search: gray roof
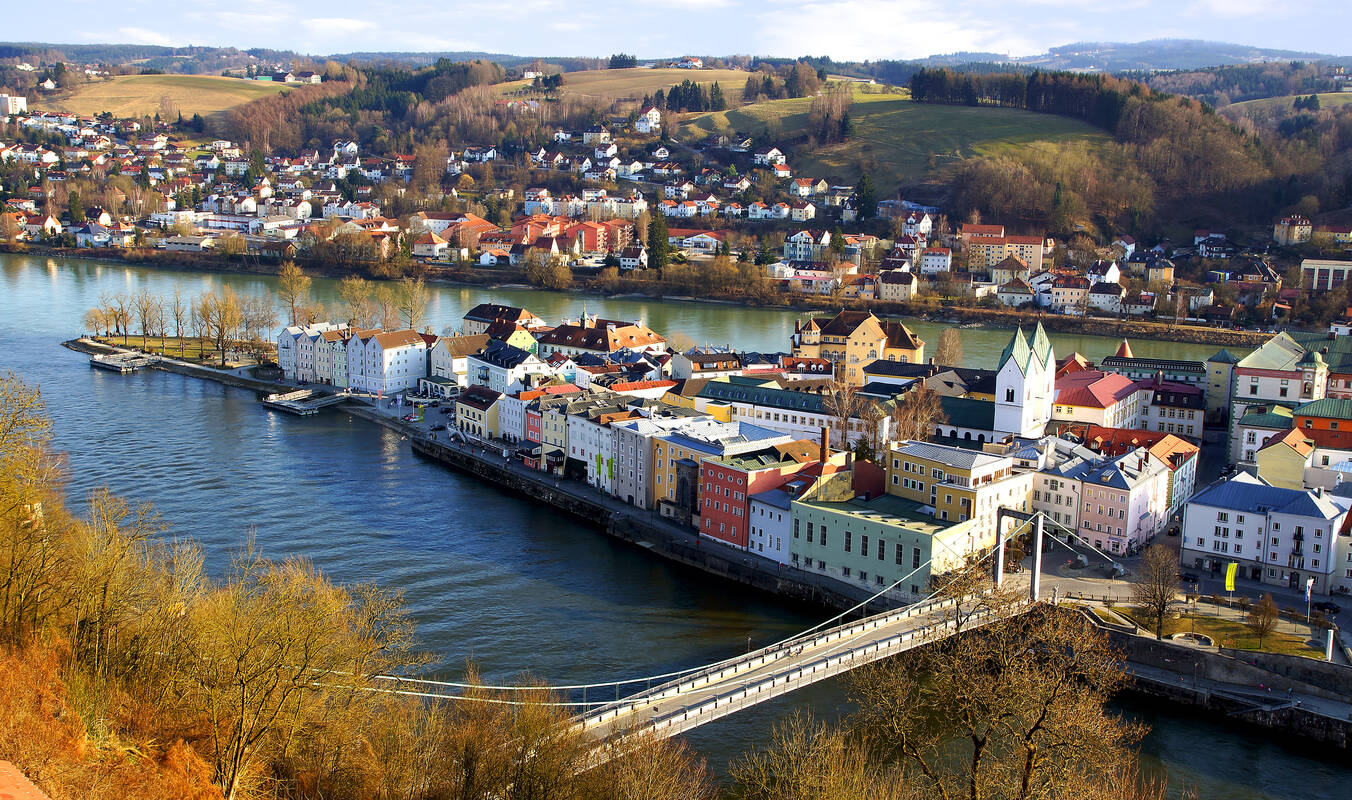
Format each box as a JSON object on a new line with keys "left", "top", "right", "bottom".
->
{"left": 1189, "top": 473, "right": 1343, "bottom": 519}
{"left": 891, "top": 440, "right": 1006, "bottom": 470}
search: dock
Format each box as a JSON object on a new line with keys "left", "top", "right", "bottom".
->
{"left": 89, "top": 352, "right": 157, "bottom": 373}
{"left": 261, "top": 389, "right": 351, "bottom": 416}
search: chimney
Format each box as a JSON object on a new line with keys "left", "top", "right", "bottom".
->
{"left": 819, "top": 426, "right": 829, "bottom": 463}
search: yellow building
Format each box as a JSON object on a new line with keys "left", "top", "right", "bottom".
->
{"left": 885, "top": 441, "right": 1034, "bottom": 534}
{"left": 791, "top": 310, "right": 925, "bottom": 385}
{"left": 1254, "top": 427, "right": 1314, "bottom": 491}
{"left": 455, "top": 385, "right": 501, "bottom": 438}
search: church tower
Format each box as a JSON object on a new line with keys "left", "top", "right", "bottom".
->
{"left": 994, "top": 323, "right": 1056, "bottom": 437}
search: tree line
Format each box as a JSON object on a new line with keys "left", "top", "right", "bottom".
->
{"left": 82, "top": 285, "right": 277, "bottom": 367}
{"left": 649, "top": 80, "right": 727, "bottom": 113}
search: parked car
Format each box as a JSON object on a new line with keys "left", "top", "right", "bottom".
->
{"left": 431, "top": 424, "right": 447, "bottom": 432}
{"left": 1178, "top": 572, "right": 1200, "bottom": 585}
{"left": 1313, "top": 601, "right": 1341, "bottom": 615}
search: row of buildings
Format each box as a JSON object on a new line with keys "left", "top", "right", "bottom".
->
{"left": 272, "top": 305, "right": 1208, "bottom": 599}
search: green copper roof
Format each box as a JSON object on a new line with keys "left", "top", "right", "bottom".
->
{"left": 998, "top": 323, "right": 1051, "bottom": 375}
{"left": 1030, "top": 322, "right": 1053, "bottom": 364}
{"left": 1208, "top": 348, "right": 1240, "bottom": 365}
{"left": 1238, "top": 404, "right": 1294, "bottom": 430}
{"left": 1295, "top": 397, "right": 1352, "bottom": 421}
{"left": 999, "top": 328, "right": 1031, "bottom": 373}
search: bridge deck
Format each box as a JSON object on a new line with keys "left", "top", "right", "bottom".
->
{"left": 580, "top": 594, "right": 1031, "bottom": 742}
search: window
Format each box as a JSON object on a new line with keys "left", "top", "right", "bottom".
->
{"left": 913, "top": 547, "right": 921, "bottom": 569}
{"left": 793, "top": 519, "right": 800, "bottom": 539}
{"left": 895, "top": 543, "right": 904, "bottom": 565}
{"left": 806, "top": 523, "right": 814, "bottom": 544}
{"left": 861, "top": 535, "right": 869, "bottom": 555}
{"left": 842, "top": 566, "right": 851, "bottom": 577}
{"left": 860, "top": 571, "right": 868, "bottom": 583}
{"left": 844, "top": 531, "right": 852, "bottom": 552}
{"left": 877, "top": 539, "right": 885, "bottom": 560}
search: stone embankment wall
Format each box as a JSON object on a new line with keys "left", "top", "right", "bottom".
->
{"left": 1090, "top": 615, "right": 1352, "bottom": 750}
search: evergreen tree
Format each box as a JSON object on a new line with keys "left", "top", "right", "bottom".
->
{"left": 67, "top": 191, "right": 83, "bottom": 224}
{"left": 855, "top": 173, "right": 877, "bottom": 219}
{"left": 709, "top": 81, "right": 726, "bottom": 111}
{"left": 648, "top": 212, "right": 671, "bottom": 275}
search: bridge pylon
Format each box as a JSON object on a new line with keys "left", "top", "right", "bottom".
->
{"left": 995, "top": 508, "right": 1046, "bottom": 603}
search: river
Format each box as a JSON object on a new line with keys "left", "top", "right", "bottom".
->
{"left": 0, "top": 251, "right": 1344, "bottom": 797}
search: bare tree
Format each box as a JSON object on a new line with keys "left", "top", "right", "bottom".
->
{"left": 277, "top": 260, "right": 311, "bottom": 326}
{"left": 168, "top": 285, "right": 188, "bottom": 356}
{"left": 131, "top": 290, "right": 162, "bottom": 352}
{"left": 823, "top": 381, "right": 865, "bottom": 450}
{"left": 373, "top": 283, "right": 399, "bottom": 331}
{"left": 397, "top": 276, "right": 430, "bottom": 331}
{"left": 850, "top": 606, "right": 1142, "bottom": 800}
{"left": 198, "top": 288, "right": 244, "bottom": 367}
{"left": 109, "top": 292, "right": 132, "bottom": 344}
{"left": 1131, "top": 543, "right": 1179, "bottom": 639}
{"left": 1247, "top": 593, "right": 1279, "bottom": 649}
{"left": 731, "top": 713, "right": 910, "bottom": 800}
{"left": 934, "top": 328, "right": 963, "bottom": 367}
{"left": 338, "top": 275, "right": 372, "bottom": 327}
{"left": 889, "top": 383, "right": 947, "bottom": 442}
{"left": 239, "top": 294, "right": 280, "bottom": 365}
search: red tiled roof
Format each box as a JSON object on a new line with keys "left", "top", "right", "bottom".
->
{"left": 1055, "top": 370, "right": 1139, "bottom": 409}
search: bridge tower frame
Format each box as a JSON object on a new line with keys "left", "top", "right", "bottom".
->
{"left": 994, "top": 508, "right": 1046, "bottom": 602}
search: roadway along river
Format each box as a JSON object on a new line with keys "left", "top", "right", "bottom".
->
{"left": 0, "top": 252, "right": 1345, "bottom": 797}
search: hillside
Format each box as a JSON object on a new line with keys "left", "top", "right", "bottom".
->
{"left": 42, "top": 74, "right": 288, "bottom": 118}
{"left": 498, "top": 67, "right": 749, "bottom": 102}
{"left": 1226, "top": 91, "right": 1352, "bottom": 114}
{"left": 678, "top": 90, "right": 1109, "bottom": 195}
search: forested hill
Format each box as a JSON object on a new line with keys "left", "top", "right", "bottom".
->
{"left": 904, "top": 67, "right": 1335, "bottom": 236}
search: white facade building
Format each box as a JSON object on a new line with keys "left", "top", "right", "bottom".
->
{"left": 1182, "top": 472, "right": 1349, "bottom": 596}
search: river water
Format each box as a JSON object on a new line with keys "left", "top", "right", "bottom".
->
{"left": 0, "top": 252, "right": 1345, "bottom": 797}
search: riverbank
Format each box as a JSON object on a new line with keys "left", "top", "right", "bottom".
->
{"left": 1078, "top": 606, "right": 1352, "bottom": 751}
{"left": 11, "top": 242, "right": 1272, "bottom": 349}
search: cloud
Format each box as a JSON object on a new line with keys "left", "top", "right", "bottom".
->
{"left": 303, "top": 17, "right": 377, "bottom": 37}
{"left": 110, "top": 26, "right": 178, "bottom": 47}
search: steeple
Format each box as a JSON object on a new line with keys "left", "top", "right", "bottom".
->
{"left": 1114, "top": 338, "right": 1134, "bottom": 359}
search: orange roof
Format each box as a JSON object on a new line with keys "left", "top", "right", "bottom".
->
{"left": 1257, "top": 427, "right": 1314, "bottom": 458}
{"left": 1147, "top": 434, "right": 1200, "bottom": 468}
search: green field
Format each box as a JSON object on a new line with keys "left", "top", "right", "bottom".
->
{"left": 499, "top": 67, "right": 751, "bottom": 102}
{"left": 678, "top": 91, "right": 1110, "bottom": 194}
{"left": 1227, "top": 91, "right": 1352, "bottom": 114}
{"left": 45, "top": 74, "right": 288, "bottom": 118}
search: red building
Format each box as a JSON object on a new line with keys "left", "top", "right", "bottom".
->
{"left": 698, "top": 440, "right": 848, "bottom": 549}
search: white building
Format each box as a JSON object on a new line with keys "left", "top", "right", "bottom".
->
{"left": 467, "top": 340, "right": 553, "bottom": 394}
{"left": 429, "top": 334, "right": 490, "bottom": 387}
{"left": 347, "top": 329, "right": 429, "bottom": 394}
{"left": 1182, "top": 472, "right": 1349, "bottom": 596}
{"left": 748, "top": 483, "right": 798, "bottom": 565}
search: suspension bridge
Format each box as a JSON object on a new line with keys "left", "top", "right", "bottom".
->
{"left": 363, "top": 509, "right": 1117, "bottom": 744}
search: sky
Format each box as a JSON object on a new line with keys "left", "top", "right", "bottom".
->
{"left": 17, "top": 0, "right": 1351, "bottom": 61}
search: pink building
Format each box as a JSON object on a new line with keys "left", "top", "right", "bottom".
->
{"left": 1077, "top": 448, "right": 1172, "bottom": 555}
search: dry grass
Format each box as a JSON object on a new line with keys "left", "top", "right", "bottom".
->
{"left": 1118, "top": 606, "right": 1324, "bottom": 658}
{"left": 498, "top": 67, "right": 751, "bottom": 102}
{"left": 679, "top": 90, "right": 1109, "bottom": 193}
{"left": 1227, "top": 91, "right": 1352, "bottom": 114}
{"left": 44, "top": 75, "right": 287, "bottom": 118}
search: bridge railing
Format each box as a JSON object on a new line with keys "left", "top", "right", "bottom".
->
{"left": 637, "top": 599, "right": 1031, "bottom": 740}
{"left": 580, "top": 593, "right": 987, "bottom": 730}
